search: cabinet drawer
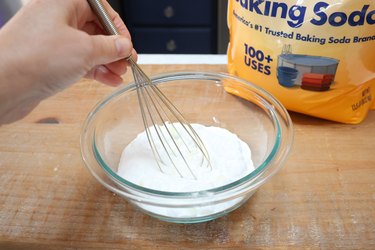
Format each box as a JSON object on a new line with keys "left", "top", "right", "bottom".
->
{"left": 130, "top": 28, "right": 214, "bottom": 53}
{"left": 123, "top": 0, "right": 215, "bottom": 26}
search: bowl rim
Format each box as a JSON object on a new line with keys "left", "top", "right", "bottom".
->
{"left": 80, "top": 71, "right": 294, "bottom": 205}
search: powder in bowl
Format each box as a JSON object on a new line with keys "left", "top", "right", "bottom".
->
{"left": 117, "top": 123, "right": 254, "bottom": 192}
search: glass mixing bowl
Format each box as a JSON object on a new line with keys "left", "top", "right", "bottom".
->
{"left": 81, "top": 72, "right": 293, "bottom": 223}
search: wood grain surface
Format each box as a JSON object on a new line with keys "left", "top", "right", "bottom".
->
{"left": 0, "top": 64, "right": 374, "bottom": 249}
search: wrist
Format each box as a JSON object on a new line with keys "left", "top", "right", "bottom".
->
{"left": 0, "top": 31, "right": 42, "bottom": 125}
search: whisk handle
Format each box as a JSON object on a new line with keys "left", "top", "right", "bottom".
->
{"left": 87, "top": 0, "right": 120, "bottom": 36}
{"left": 87, "top": 0, "right": 134, "bottom": 61}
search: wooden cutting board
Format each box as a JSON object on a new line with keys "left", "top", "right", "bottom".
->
{"left": 0, "top": 64, "right": 374, "bottom": 249}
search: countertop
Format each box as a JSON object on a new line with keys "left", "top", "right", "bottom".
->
{"left": 1, "top": 63, "right": 375, "bottom": 249}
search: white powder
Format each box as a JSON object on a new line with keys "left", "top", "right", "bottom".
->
{"left": 117, "top": 123, "right": 254, "bottom": 192}
{"left": 117, "top": 123, "right": 255, "bottom": 219}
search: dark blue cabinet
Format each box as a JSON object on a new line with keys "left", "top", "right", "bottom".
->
{"left": 130, "top": 28, "right": 213, "bottom": 53}
{"left": 122, "top": 0, "right": 218, "bottom": 54}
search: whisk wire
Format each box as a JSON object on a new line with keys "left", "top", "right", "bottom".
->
{"left": 131, "top": 65, "right": 173, "bottom": 173}
{"left": 145, "top": 79, "right": 212, "bottom": 170}
{"left": 87, "top": 0, "right": 211, "bottom": 179}
{"left": 141, "top": 89, "right": 187, "bottom": 178}
{"left": 130, "top": 61, "right": 198, "bottom": 179}
{"left": 133, "top": 69, "right": 165, "bottom": 174}
{"left": 130, "top": 58, "right": 212, "bottom": 173}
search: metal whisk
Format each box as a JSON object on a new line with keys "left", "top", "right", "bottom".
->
{"left": 87, "top": 0, "right": 211, "bottom": 179}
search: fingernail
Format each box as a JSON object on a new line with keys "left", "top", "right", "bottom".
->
{"left": 115, "top": 37, "right": 131, "bottom": 57}
{"left": 98, "top": 65, "right": 109, "bottom": 74}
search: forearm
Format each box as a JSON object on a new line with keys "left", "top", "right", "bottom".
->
{"left": 0, "top": 0, "right": 134, "bottom": 125}
{"left": 0, "top": 70, "right": 41, "bottom": 125}
{"left": 0, "top": 88, "right": 40, "bottom": 125}
{"left": 0, "top": 31, "right": 41, "bottom": 125}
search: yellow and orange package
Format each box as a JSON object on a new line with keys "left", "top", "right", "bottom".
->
{"left": 227, "top": 0, "right": 375, "bottom": 124}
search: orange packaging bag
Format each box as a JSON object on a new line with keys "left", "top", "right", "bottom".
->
{"left": 227, "top": 0, "right": 375, "bottom": 124}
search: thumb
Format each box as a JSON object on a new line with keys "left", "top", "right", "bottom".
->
{"left": 88, "top": 35, "right": 132, "bottom": 66}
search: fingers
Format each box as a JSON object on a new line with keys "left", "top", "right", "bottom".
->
{"left": 106, "top": 59, "right": 127, "bottom": 76}
{"left": 91, "top": 0, "right": 131, "bottom": 38}
{"left": 86, "top": 65, "right": 123, "bottom": 87}
{"left": 88, "top": 34, "right": 132, "bottom": 66}
{"left": 99, "top": 2, "right": 139, "bottom": 61}
{"left": 84, "top": 0, "right": 139, "bottom": 86}
{"left": 82, "top": 21, "right": 104, "bottom": 36}
{"left": 130, "top": 48, "right": 138, "bottom": 62}
{"left": 85, "top": 0, "right": 138, "bottom": 66}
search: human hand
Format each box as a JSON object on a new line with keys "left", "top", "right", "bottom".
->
{"left": 0, "top": 0, "right": 135, "bottom": 124}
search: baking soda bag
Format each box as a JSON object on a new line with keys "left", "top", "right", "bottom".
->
{"left": 227, "top": 0, "right": 375, "bottom": 124}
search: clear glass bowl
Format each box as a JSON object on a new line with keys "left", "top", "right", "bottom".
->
{"left": 80, "top": 72, "right": 293, "bottom": 223}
